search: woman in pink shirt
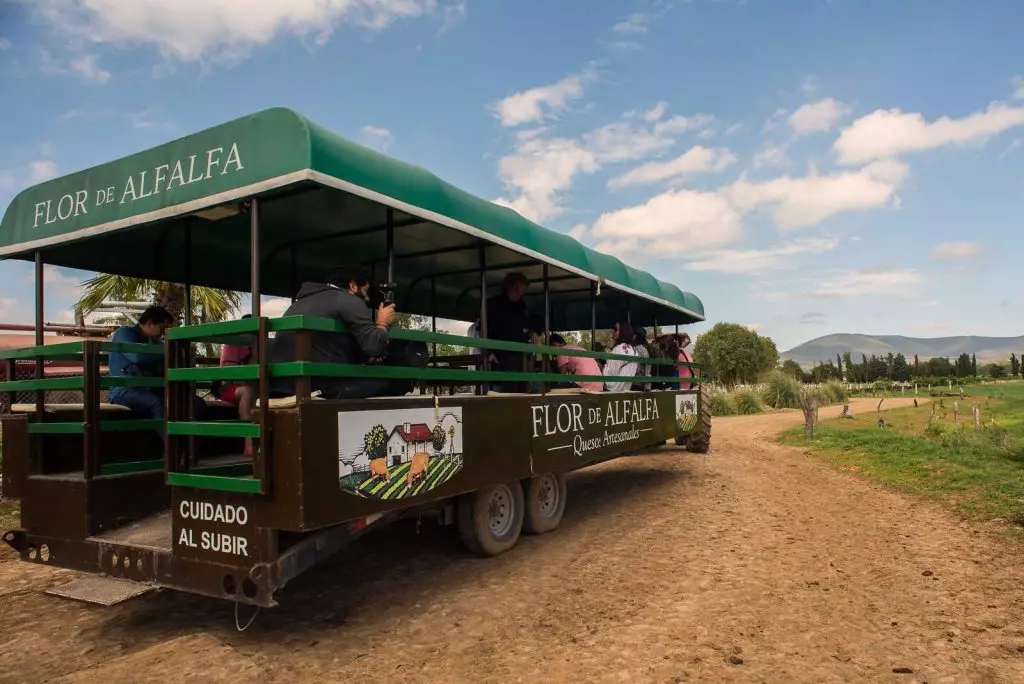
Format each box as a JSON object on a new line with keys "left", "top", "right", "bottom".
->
{"left": 549, "top": 333, "right": 604, "bottom": 392}
{"left": 216, "top": 314, "right": 255, "bottom": 456}
{"left": 676, "top": 333, "right": 694, "bottom": 391}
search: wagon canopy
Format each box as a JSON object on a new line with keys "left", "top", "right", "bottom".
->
{"left": 0, "top": 108, "right": 704, "bottom": 329}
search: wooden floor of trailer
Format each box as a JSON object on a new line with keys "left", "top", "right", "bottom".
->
{"left": 1, "top": 398, "right": 1023, "bottom": 683}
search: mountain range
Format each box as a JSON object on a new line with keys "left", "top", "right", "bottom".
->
{"left": 781, "top": 334, "right": 1024, "bottom": 368}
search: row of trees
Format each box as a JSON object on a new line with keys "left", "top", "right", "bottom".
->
{"left": 786, "top": 351, "right": 1021, "bottom": 384}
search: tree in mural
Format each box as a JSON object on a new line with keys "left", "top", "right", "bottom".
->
{"left": 363, "top": 424, "right": 387, "bottom": 461}
{"left": 431, "top": 424, "right": 447, "bottom": 454}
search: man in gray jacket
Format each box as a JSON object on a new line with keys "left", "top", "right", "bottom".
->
{"left": 268, "top": 265, "right": 404, "bottom": 399}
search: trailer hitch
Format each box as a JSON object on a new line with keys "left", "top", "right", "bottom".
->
{"left": 3, "top": 529, "right": 26, "bottom": 553}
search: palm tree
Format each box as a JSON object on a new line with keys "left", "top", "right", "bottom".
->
{"left": 76, "top": 274, "right": 243, "bottom": 325}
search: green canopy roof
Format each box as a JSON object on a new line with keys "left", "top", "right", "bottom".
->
{"left": 0, "top": 108, "right": 704, "bottom": 328}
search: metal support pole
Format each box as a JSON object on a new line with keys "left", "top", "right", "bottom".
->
{"left": 478, "top": 246, "right": 487, "bottom": 396}
{"left": 34, "top": 252, "right": 43, "bottom": 347}
{"left": 289, "top": 244, "right": 298, "bottom": 301}
{"left": 590, "top": 280, "right": 597, "bottom": 351}
{"left": 542, "top": 263, "right": 550, "bottom": 395}
{"left": 184, "top": 223, "right": 193, "bottom": 325}
{"left": 431, "top": 276, "right": 438, "bottom": 397}
{"left": 250, "top": 198, "right": 261, "bottom": 318}
{"left": 386, "top": 208, "right": 395, "bottom": 290}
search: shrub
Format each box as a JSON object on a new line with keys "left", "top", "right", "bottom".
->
{"left": 731, "top": 388, "right": 764, "bottom": 415}
{"left": 761, "top": 370, "right": 801, "bottom": 409}
{"left": 709, "top": 388, "right": 735, "bottom": 416}
{"left": 820, "top": 381, "right": 847, "bottom": 405}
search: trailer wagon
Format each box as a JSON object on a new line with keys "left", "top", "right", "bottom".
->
{"left": 0, "top": 108, "right": 710, "bottom": 608}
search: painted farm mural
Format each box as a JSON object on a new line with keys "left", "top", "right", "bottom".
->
{"left": 675, "top": 393, "right": 698, "bottom": 433}
{"left": 338, "top": 407, "right": 464, "bottom": 500}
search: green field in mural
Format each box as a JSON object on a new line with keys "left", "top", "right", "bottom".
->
{"left": 342, "top": 455, "right": 463, "bottom": 501}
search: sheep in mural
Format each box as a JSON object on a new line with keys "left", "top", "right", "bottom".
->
{"left": 408, "top": 451, "right": 430, "bottom": 487}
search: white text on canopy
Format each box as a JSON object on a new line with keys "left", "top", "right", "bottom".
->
{"left": 32, "top": 143, "right": 244, "bottom": 229}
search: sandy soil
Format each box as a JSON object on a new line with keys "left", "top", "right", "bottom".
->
{"left": 1, "top": 397, "right": 1023, "bottom": 683}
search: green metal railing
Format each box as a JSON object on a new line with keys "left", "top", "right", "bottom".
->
{"left": 162, "top": 315, "right": 702, "bottom": 494}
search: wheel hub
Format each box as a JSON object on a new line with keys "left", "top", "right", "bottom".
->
{"left": 536, "top": 474, "right": 559, "bottom": 518}
{"left": 487, "top": 485, "right": 514, "bottom": 537}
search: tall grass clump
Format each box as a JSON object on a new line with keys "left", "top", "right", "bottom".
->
{"left": 820, "top": 381, "right": 848, "bottom": 405}
{"left": 761, "top": 370, "right": 801, "bottom": 409}
{"left": 731, "top": 388, "right": 765, "bottom": 415}
{"left": 709, "top": 388, "right": 735, "bottom": 416}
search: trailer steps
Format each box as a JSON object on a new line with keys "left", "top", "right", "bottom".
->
{"left": 45, "top": 576, "right": 155, "bottom": 606}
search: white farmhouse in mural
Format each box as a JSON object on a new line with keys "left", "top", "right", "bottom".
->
{"left": 387, "top": 422, "right": 432, "bottom": 466}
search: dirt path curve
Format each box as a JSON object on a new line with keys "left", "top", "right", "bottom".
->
{"left": 2, "top": 397, "right": 1023, "bottom": 683}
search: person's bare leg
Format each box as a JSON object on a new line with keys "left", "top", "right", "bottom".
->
{"left": 237, "top": 385, "right": 254, "bottom": 456}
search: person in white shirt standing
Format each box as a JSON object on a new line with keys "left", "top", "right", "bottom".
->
{"left": 603, "top": 321, "right": 639, "bottom": 393}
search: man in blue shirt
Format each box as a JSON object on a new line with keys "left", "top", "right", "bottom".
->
{"left": 108, "top": 306, "right": 203, "bottom": 443}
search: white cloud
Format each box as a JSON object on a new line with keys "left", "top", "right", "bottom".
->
{"left": 725, "top": 159, "right": 909, "bottom": 230}
{"left": 0, "top": 297, "right": 18, "bottom": 318}
{"left": 492, "top": 73, "right": 586, "bottom": 127}
{"left": 931, "top": 241, "right": 982, "bottom": 260}
{"left": 743, "top": 323, "right": 763, "bottom": 332}
{"left": 31, "top": 0, "right": 438, "bottom": 63}
{"left": 1013, "top": 76, "right": 1024, "bottom": 100}
{"left": 643, "top": 101, "right": 668, "bottom": 122}
{"left": 568, "top": 224, "right": 587, "bottom": 240}
{"left": 28, "top": 160, "right": 59, "bottom": 184}
{"left": 922, "top": 299, "right": 940, "bottom": 307}
{"left": 724, "top": 123, "right": 743, "bottom": 136}
{"left": 360, "top": 125, "right": 393, "bottom": 152}
{"left": 260, "top": 296, "right": 292, "bottom": 318}
{"left": 612, "top": 12, "right": 649, "bottom": 33}
{"left": 762, "top": 107, "right": 788, "bottom": 132}
{"left": 126, "top": 109, "right": 156, "bottom": 129}
{"left": 70, "top": 53, "right": 111, "bottom": 83}
{"left": 799, "top": 311, "right": 827, "bottom": 323}
{"left": 653, "top": 114, "right": 715, "bottom": 136}
{"left": 590, "top": 189, "right": 743, "bottom": 262}
{"left": 788, "top": 98, "right": 850, "bottom": 135}
{"left": 683, "top": 237, "right": 839, "bottom": 275}
{"left": 1000, "top": 138, "right": 1023, "bottom": 159}
{"left": 767, "top": 269, "right": 923, "bottom": 299}
{"left": 608, "top": 146, "right": 736, "bottom": 189}
{"left": 495, "top": 111, "right": 714, "bottom": 221}
{"left": 752, "top": 144, "right": 788, "bottom": 169}
{"left": 493, "top": 136, "right": 597, "bottom": 221}
{"left": 834, "top": 102, "right": 1024, "bottom": 165}
{"left": 0, "top": 37, "right": 11, "bottom": 50}
{"left": 801, "top": 76, "right": 818, "bottom": 94}
{"left": 43, "top": 266, "right": 84, "bottom": 297}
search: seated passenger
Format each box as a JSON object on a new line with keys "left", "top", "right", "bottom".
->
{"left": 676, "top": 332, "right": 694, "bottom": 391}
{"left": 603, "top": 321, "right": 639, "bottom": 393}
{"left": 108, "top": 306, "right": 205, "bottom": 444}
{"left": 631, "top": 326, "right": 652, "bottom": 391}
{"left": 215, "top": 313, "right": 255, "bottom": 456}
{"left": 267, "top": 266, "right": 409, "bottom": 400}
{"left": 549, "top": 333, "right": 603, "bottom": 392}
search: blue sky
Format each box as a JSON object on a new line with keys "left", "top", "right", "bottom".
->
{"left": 0, "top": 0, "right": 1022, "bottom": 351}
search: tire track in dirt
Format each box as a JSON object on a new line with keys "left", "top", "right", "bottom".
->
{"left": 1, "top": 397, "right": 1022, "bottom": 683}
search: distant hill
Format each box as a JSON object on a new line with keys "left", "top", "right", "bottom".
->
{"left": 781, "top": 334, "right": 1024, "bottom": 368}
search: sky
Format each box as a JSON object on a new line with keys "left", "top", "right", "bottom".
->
{"left": 0, "top": 0, "right": 1022, "bottom": 351}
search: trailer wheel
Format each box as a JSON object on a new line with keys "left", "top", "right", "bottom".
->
{"left": 523, "top": 473, "right": 567, "bottom": 535}
{"left": 457, "top": 481, "right": 524, "bottom": 557}
{"left": 676, "top": 383, "right": 712, "bottom": 454}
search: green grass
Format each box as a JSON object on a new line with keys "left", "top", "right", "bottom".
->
{"left": 779, "top": 382, "right": 1024, "bottom": 529}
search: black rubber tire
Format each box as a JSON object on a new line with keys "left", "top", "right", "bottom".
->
{"left": 457, "top": 480, "right": 525, "bottom": 557}
{"left": 675, "top": 383, "right": 712, "bottom": 453}
{"left": 523, "top": 473, "right": 567, "bottom": 535}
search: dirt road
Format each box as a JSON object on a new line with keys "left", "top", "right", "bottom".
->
{"left": 2, "top": 397, "right": 1023, "bottom": 683}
